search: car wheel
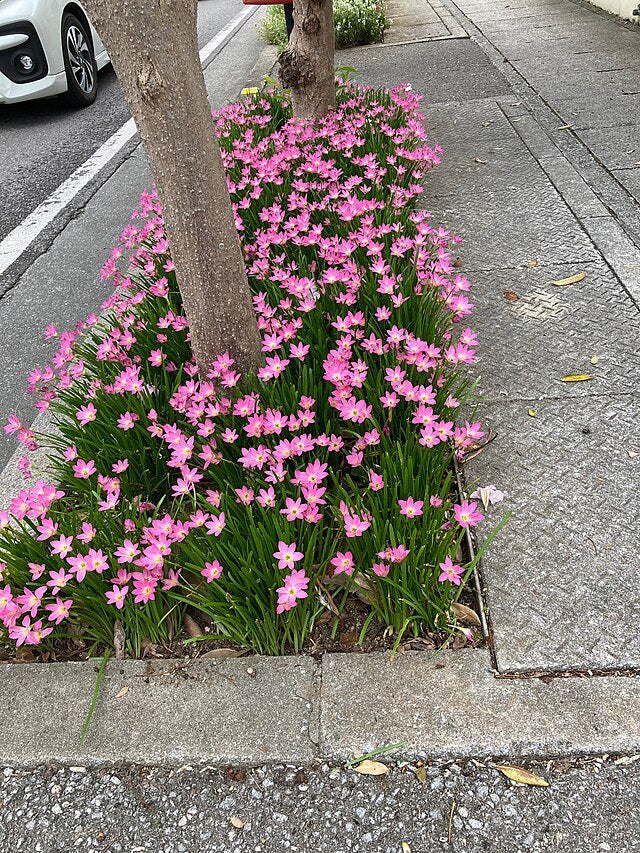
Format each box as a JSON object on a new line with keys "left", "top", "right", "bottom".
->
{"left": 59, "top": 13, "right": 98, "bottom": 107}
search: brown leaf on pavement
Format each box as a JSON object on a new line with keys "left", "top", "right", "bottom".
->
{"left": 451, "top": 602, "right": 481, "bottom": 626}
{"left": 552, "top": 271, "right": 586, "bottom": 286}
{"left": 495, "top": 765, "right": 549, "bottom": 787}
{"left": 200, "top": 648, "right": 246, "bottom": 660}
{"left": 560, "top": 373, "right": 594, "bottom": 382}
{"left": 115, "top": 686, "right": 129, "bottom": 700}
{"left": 353, "top": 760, "right": 389, "bottom": 776}
{"left": 503, "top": 290, "right": 520, "bottom": 301}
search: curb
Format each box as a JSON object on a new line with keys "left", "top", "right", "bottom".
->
{"left": 1, "top": 649, "right": 639, "bottom": 767}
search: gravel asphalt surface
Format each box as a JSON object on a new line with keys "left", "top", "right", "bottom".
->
{"left": 1, "top": 758, "right": 639, "bottom": 852}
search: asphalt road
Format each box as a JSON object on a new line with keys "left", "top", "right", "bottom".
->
{"left": 0, "top": 0, "right": 248, "bottom": 242}
{"left": 1, "top": 758, "right": 638, "bottom": 852}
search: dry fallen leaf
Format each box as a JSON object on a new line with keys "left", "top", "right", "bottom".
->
{"left": 353, "top": 759, "right": 389, "bottom": 776}
{"left": 115, "top": 686, "right": 129, "bottom": 700}
{"left": 495, "top": 765, "right": 549, "bottom": 787}
{"left": 113, "top": 620, "right": 126, "bottom": 661}
{"left": 184, "top": 614, "right": 203, "bottom": 638}
{"left": 229, "top": 816, "right": 244, "bottom": 829}
{"left": 141, "top": 637, "right": 162, "bottom": 658}
{"left": 552, "top": 271, "right": 586, "bottom": 286}
{"left": 200, "top": 648, "right": 246, "bottom": 660}
{"left": 503, "top": 290, "right": 520, "bottom": 301}
{"left": 560, "top": 373, "right": 594, "bottom": 382}
{"left": 413, "top": 765, "right": 427, "bottom": 784}
{"left": 628, "top": 450, "right": 639, "bottom": 459}
{"left": 526, "top": 259, "right": 538, "bottom": 269}
{"left": 451, "top": 602, "right": 481, "bottom": 626}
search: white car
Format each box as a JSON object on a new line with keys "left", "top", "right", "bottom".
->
{"left": 0, "top": 0, "right": 109, "bottom": 107}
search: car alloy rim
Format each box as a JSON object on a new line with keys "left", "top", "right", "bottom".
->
{"left": 66, "top": 25, "right": 94, "bottom": 93}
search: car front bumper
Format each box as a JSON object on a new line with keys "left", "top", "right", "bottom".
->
{"left": 0, "top": 68, "right": 66, "bottom": 103}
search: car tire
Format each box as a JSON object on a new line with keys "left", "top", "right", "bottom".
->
{"left": 59, "top": 13, "right": 98, "bottom": 107}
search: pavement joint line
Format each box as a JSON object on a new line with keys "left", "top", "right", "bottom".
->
{"left": 375, "top": 35, "right": 470, "bottom": 48}
{"left": 439, "top": 0, "right": 640, "bottom": 255}
{"left": 0, "top": 5, "right": 258, "bottom": 287}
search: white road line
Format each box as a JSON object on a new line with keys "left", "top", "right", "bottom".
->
{"left": 0, "top": 5, "right": 255, "bottom": 279}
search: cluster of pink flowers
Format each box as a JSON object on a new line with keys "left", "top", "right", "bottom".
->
{"left": 0, "top": 85, "right": 489, "bottom": 651}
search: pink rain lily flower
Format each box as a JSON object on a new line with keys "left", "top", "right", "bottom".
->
{"left": 273, "top": 541, "right": 304, "bottom": 571}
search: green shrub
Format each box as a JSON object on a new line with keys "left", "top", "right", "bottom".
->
{"left": 258, "top": 0, "right": 388, "bottom": 51}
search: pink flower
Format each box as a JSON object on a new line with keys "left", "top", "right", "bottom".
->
{"left": 273, "top": 541, "right": 304, "bottom": 571}
{"left": 9, "top": 617, "right": 37, "bottom": 646}
{"left": 398, "top": 496, "right": 424, "bottom": 518}
{"left": 132, "top": 577, "right": 156, "bottom": 603}
{"left": 368, "top": 471, "right": 384, "bottom": 491}
{"left": 115, "top": 538, "right": 140, "bottom": 564}
{"left": 343, "top": 514, "right": 371, "bottom": 538}
{"left": 331, "top": 551, "right": 354, "bottom": 576}
{"left": 470, "top": 484, "right": 504, "bottom": 509}
{"left": 391, "top": 545, "right": 410, "bottom": 563}
{"left": 453, "top": 500, "right": 484, "bottom": 528}
{"left": 117, "top": 412, "right": 139, "bottom": 430}
{"left": 256, "top": 486, "right": 276, "bottom": 508}
{"left": 77, "top": 522, "right": 96, "bottom": 544}
{"left": 76, "top": 403, "right": 97, "bottom": 425}
{"left": 234, "top": 487, "right": 254, "bottom": 505}
{"left": 72, "top": 458, "right": 96, "bottom": 479}
{"left": 45, "top": 597, "right": 73, "bottom": 625}
{"left": 430, "top": 495, "right": 443, "bottom": 508}
{"left": 201, "top": 560, "right": 223, "bottom": 582}
{"left": 105, "top": 585, "right": 128, "bottom": 609}
{"left": 438, "top": 556, "right": 464, "bottom": 586}
{"left": 204, "top": 512, "right": 226, "bottom": 537}
{"left": 372, "top": 562, "right": 390, "bottom": 577}
{"left": 280, "top": 497, "right": 307, "bottom": 522}
{"left": 276, "top": 569, "right": 309, "bottom": 613}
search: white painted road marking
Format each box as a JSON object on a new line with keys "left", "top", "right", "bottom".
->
{"left": 0, "top": 5, "right": 255, "bottom": 279}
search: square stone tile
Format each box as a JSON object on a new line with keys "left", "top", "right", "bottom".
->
{"left": 467, "top": 260, "right": 640, "bottom": 401}
{"left": 468, "top": 397, "right": 640, "bottom": 672}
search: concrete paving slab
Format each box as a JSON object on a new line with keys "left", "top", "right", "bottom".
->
{"left": 581, "top": 215, "right": 640, "bottom": 305}
{"left": 0, "top": 657, "right": 318, "bottom": 767}
{"left": 579, "top": 124, "right": 640, "bottom": 170}
{"left": 420, "top": 101, "right": 600, "bottom": 269}
{"left": 3, "top": 649, "right": 640, "bottom": 768}
{"left": 613, "top": 167, "right": 640, "bottom": 204}
{"left": 338, "top": 40, "right": 510, "bottom": 103}
{"left": 320, "top": 650, "right": 640, "bottom": 759}
{"left": 468, "top": 397, "right": 640, "bottom": 672}
{"left": 468, "top": 260, "right": 640, "bottom": 401}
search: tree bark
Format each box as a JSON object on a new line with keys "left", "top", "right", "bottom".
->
{"left": 82, "top": 0, "right": 262, "bottom": 378}
{"left": 278, "top": 0, "right": 336, "bottom": 121}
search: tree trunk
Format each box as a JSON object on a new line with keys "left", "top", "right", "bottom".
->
{"left": 278, "top": 0, "right": 336, "bottom": 121}
{"left": 82, "top": 0, "right": 262, "bottom": 378}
